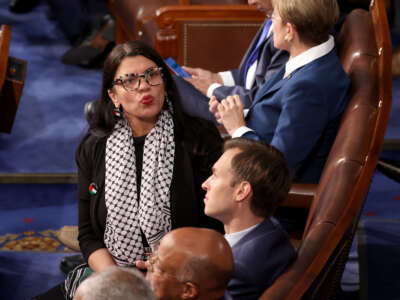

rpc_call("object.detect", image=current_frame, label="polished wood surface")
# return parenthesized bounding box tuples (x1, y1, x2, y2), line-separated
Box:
(108, 0, 248, 45)
(0, 25, 27, 134)
(281, 184, 316, 208)
(107, 0, 261, 71)
(0, 25, 11, 90)
(155, 5, 264, 71)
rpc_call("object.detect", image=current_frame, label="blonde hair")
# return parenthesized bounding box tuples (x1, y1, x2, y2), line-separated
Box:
(272, 0, 339, 44)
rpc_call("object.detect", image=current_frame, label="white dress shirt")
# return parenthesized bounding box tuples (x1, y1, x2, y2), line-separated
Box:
(224, 223, 259, 248)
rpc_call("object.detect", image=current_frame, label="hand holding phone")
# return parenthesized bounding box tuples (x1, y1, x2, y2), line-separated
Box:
(165, 57, 191, 78)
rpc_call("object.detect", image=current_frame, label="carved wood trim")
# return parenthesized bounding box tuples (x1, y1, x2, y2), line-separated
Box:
(0, 25, 11, 90)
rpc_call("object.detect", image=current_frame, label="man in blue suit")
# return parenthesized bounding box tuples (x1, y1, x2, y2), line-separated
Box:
(202, 138, 295, 300)
(174, 0, 289, 122)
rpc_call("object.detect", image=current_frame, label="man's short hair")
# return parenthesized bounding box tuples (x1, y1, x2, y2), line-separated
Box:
(77, 266, 155, 300)
(224, 138, 291, 218)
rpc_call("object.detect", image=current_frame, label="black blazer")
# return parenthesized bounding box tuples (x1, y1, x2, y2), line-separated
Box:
(75, 115, 223, 262)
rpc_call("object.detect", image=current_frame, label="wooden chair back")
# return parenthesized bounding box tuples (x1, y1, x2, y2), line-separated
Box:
(108, 0, 247, 45)
(0, 25, 27, 134)
(154, 5, 264, 72)
(0, 25, 11, 90)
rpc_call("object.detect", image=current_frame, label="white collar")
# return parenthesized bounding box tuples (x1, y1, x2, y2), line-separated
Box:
(224, 223, 259, 248)
(284, 35, 334, 78)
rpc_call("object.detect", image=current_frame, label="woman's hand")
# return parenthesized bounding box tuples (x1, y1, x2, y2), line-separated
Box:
(88, 248, 116, 272)
(210, 95, 245, 136)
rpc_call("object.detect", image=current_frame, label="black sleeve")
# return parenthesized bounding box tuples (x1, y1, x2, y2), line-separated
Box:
(75, 134, 106, 262)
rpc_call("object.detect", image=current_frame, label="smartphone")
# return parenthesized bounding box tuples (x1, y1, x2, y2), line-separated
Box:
(165, 57, 191, 78)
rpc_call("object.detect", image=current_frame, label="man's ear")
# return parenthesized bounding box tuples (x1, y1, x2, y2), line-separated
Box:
(235, 181, 252, 202)
(181, 282, 199, 299)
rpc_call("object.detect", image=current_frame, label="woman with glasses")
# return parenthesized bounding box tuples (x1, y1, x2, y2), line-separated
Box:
(34, 41, 222, 300)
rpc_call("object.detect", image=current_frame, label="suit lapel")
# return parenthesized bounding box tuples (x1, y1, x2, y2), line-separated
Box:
(253, 35, 273, 87)
(252, 67, 285, 107)
(231, 219, 274, 251)
(252, 63, 311, 108)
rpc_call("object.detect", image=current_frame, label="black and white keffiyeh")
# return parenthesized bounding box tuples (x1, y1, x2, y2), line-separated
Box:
(104, 109, 175, 266)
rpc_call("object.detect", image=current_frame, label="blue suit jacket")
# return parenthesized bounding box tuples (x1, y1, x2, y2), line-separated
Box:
(224, 218, 295, 300)
(213, 20, 289, 107)
(244, 49, 350, 183)
(175, 20, 288, 122)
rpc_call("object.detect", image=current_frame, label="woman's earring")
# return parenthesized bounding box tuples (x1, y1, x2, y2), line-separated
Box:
(113, 106, 121, 118)
(284, 35, 289, 42)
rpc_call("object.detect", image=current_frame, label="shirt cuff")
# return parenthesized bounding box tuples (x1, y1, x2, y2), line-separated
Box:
(207, 83, 222, 98)
(219, 71, 235, 86)
(232, 126, 254, 138)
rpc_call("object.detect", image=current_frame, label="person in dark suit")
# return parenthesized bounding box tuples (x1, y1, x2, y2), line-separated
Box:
(210, 0, 350, 183)
(201, 138, 296, 300)
(174, 0, 289, 122)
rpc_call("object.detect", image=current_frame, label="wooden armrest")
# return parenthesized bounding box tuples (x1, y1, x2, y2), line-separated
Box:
(281, 183, 317, 208)
(156, 5, 264, 23)
(0, 25, 12, 90)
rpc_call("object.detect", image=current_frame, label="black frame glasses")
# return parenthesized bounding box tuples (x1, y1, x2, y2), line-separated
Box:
(111, 67, 163, 92)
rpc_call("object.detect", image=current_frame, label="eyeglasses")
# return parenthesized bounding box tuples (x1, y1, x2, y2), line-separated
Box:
(147, 251, 219, 292)
(111, 67, 163, 92)
(147, 251, 178, 279)
(147, 251, 187, 281)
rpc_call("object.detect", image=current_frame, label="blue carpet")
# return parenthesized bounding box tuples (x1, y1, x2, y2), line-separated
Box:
(0, 199, 77, 235)
(356, 171, 400, 300)
(0, 0, 101, 173)
(0, 184, 77, 297)
(0, 183, 77, 210)
(361, 171, 400, 221)
(0, 184, 78, 252)
(0, 251, 70, 300)
(358, 219, 400, 300)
